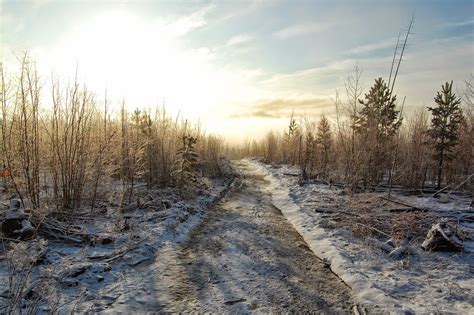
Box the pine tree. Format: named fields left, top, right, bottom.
left=354, top=77, right=401, bottom=185
left=316, top=114, right=332, bottom=179
left=301, top=130, right=316, bottom=180
left=284, top=111, right=300, bottom=165
left=172, top=134, right=198, bottom=196
left=427, top=81, right=464, bottom=189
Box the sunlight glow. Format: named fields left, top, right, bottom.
left=33, top=10, right=255, bottom=125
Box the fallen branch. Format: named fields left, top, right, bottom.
left=354, top=222, right=391, bottom=238
left=366, top=237, right=393, bottom=253
left=448, top=173, right=474, bottom=196
left=380, top=197, right=427, bottom=212
left=314, top=208, right=360, bottom=217
left=432, top=185, right=450, bottom=198
left=388, top=207, right=427, bottom=213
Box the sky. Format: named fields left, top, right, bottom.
left=1, top=0, right=473, bottom=143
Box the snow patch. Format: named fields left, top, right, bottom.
left=246, top=159, right=473, bottom=314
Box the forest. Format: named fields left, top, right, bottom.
left=231, top=69, right=473, bottom=197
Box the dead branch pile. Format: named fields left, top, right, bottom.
left=31, top=211, right=88, bottom=244
left=345, top=195, right=438, bottom=242
left=1, top=203, right=91, bottom=244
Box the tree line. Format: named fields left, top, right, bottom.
left=0, top=54, right=225, bottom=211
left=230, top=69, right=473, bottom=195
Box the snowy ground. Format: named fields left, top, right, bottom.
left=2, top=159, right=472, bottom=313
left=99, top=159, right=354, bottom=313
left=0, top=172, right=234, bottom=313
left=1, top=160, right=356, bottom=314
left=248, top=158, right=474, bottom=314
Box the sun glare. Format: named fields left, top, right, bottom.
left=38, top=10, right=225, bottom=120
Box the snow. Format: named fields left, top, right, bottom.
left=90, top=159, right=355, bottom=313
left=0, top=175, right=234, bottom=313
left=1, top=158, right=472, bottom=313
left=247, top=158, right=474, bottom=314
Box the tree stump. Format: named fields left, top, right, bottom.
left=1, top=199, right=34, bottom=239
left=422, top=220, right=463, bottom=252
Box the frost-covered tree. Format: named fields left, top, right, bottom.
left=173, top=134, right=198, bottom=195
left=316, top=114, right=332, bottom=179
left=300, top=119, right=317, bottom=180
left=427, top=81, right=464, bottom=189
left=354, top=77, right=401, bottom=185
left=301, top=130, right=315, bottom=180
left=460, top=74, right=473, bottom=108
left=284, top=111, right=300, bottom=165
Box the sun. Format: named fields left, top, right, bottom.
left=30, top=9, right=258, bottom=132
left=38, top=11, right=208, bottom=117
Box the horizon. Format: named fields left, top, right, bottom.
left=1, top=0, right=473, bottom=143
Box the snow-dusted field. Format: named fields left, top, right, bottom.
left=1, top=159, right=357, bottom=313
left=248, top=158, right=474, bottom=314
left=100, top=159, right=354, bottom=313
left=0, top=175, right=233, bottom=313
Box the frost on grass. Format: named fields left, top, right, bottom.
left=249, top=158, right=473, bottom=314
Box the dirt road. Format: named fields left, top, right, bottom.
left=110, top=159, right=354, bottom=313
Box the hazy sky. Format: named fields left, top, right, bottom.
left=1, top=0, right=473, bottom=142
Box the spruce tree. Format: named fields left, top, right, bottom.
left=316, top=114, right=332, bottom=179
left=284, top=111, right=300, bottom=165
left=354, top=77, right=401, bottom=185
left=173, top=134, right=198, bottom=196
left=427, top=81, right=464, bottom=189
left=301, top=130, right=315, bottom=180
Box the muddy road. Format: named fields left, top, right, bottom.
left=110, top=159, right=354, bottom=313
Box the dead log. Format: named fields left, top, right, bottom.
left=380, top=197, right=428, bottom=212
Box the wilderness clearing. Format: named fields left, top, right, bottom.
left=105, top=159, right=355, bottom=313
left=2, top=158, right=472, bottom=313
left=1, top=159, right=356, bottom=313
left=2, top=1, right=474, bottom=314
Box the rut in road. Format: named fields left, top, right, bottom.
left=157, top=159, right=354, bottom=313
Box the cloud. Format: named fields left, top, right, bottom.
left=226, top=34, right=253, bottom=46
left=441, top=19, right=474, bottom=28
left=347, top=37, right=398, bottom=55
left=0, top=12, right=24, bottom=38
left=230, top=98, right=333, bottom=118
left=31, top=0, right=52, bottom=9
left=262, top=59, right=360, bottom=87
left=165, top=4, right=215, bottom=37
left=273, top=22, right=329, bottom=39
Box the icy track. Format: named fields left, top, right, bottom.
left=103, top=159, right=354, bottom=313
left=248, top=159, right=474, bottom=314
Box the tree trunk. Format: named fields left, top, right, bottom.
left=437, top=157, right=443, bottom=190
